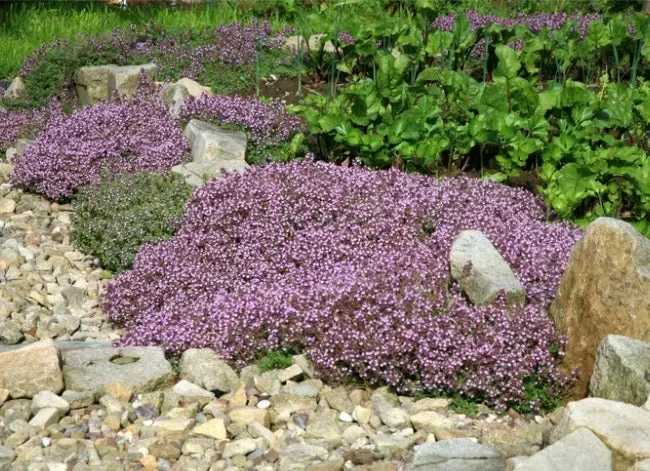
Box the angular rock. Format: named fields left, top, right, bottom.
left=278, top=364, right=304, bottom=383
left=183, top=119, right=247, bottom=162
left=450, top=230, right=525, bottom=306
left=176, top=77, right=213, bottom=97
left=549, top=398, right=650, bottom=468
left=407, top=438, right=506, bottom=471
left=512, top=428, right=611, bottom=471
left=29, top=407, right=62, bottom=430
left=0, top=340, right=63, bottom=398
left=371, top=392, right=411, bottom=429
left=61, top=343, right=174, bottom=398
left=161, top=83, right=188, bottom=118
left=550, top=218, right=650, bottom=398
left=279, top=443, right=328, bottom=465
left=31, top=390, right=70, bottom=414
left=631, top=460, right=650, bottom=471
left=191, top=418, right=227, bottom=440
left=14, top=138, right=35, bottom=157
left=222, top=438, right=258, bottom=458
left=229, top=407, right=270, bottom=427
left=590, top=335, right=650, bottom=406
left=179, top=348, right=240, bottom=393
left=4, top=77, right=25, bottom=101
left=74, top=65, right=118, bottom=105
left=171, top=379, right=214, bottom=406
left=0, top=444, right=16, bottom=468
left=108, top=63, right=158, bottom=101
left=153, top=418, right=193, bottom=441
left=409, top=410, right=454, bottom=434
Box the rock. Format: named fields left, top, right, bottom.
left=62, top=390, right=94, bottom=409
left=0, top=445, right=16, bottom=468
left=282, top=35, right=307, bottom=53
left=550, top=218, right=650, bottom=398
left=512, top=428, right=611, bottom=471
left=172, top=159, right=250, bottom=187
left=307, top=457, right=345, bottom=471
left=171, top=380, right=215, bottom=406
left=176, top=77, right=213, bottom=97
left=408, top=398, right=453, bottom=414
left=0, top=339, right=63, bottom=398
left=590, top=335, right=650, bottom=406
left=222, top=438, right=258, bottom=458
left=278, top=364, right=304, bottom=383
left=407, top=438, right=506, bottom=471
left=31, top=390, right=70, bottom=414
left=161, top=83, right=188, bottom=118
left=372, top=432, right=419, bottom=457
left=61, top=343, right=175, bottom=398
left=14, top=138, right=35, bottom=157
left=631, top=460, right=650, bottom=471
left=229, top=407, right=270, bottom=427
left=549, top=398, right=650, bottom=468
left=29, top=407, right=62, bottom=430
left=0, top=163, right=14, bottom=183
left=324, top=388, right=355, bottom=413
left=272, top=393, right=318, bottom=420
left=0, top=198, right=16, bottom=214
left=191, top=418, right=227, bottom=440
left=183, top=119, right=247, bottom=162
left=4, top=77, right=25, bottom=101
left=108, top=63, right=158, bottom=101
left=478, top=423, right=544, bottom=458
left=352, top=405, right=373, bottom=424
left=74, top=65, right=118, bottom=105
left=179, top=348, right=240, bottom=393
left=449, top=230, right=525, bottom=306
left=409, top=410, right=454, bottom=434
left=371, top=392, right=411, bottom=429
left=153, top=418, right=194, bottom=441
left=279, top=443, right=328, bottom=466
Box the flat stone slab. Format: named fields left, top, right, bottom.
left=407, top=438, right=506, bottom=470
left=512, top=428, right=612, bottom=471
left=450, top=230, right=525, bottom=306
left=590, top=335, right=650, bottom=406
left=183, top=119, right=247, bottom=163
left=60, top=342, right=175, bottom=399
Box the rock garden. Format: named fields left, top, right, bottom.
left=0, top=1, right=649, bottom=470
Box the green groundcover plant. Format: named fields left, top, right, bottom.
left=72, top=171, right=193, bottom=274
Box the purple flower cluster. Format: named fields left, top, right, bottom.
left=103, top=161, right=582, bottom=409
left=432, top=10, right=601, bottom=56
left=0, top=100, right=62, bottom=152
left=10, top=92, right=187, bottom=200
left=179, top=94, right=303, bottom=146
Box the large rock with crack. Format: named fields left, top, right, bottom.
left=590, top=335, right=650, bottom=406
left=549, top=397, right=650, bottom=470
left=108, top=63, right=158, bottom=101
left=0, top=339, right=63, bottom=398
left=406, top=438, right=506, bottom=471
left=60, top=341, right=174, bottom=398
left=449, top=230, right=525, bottom=306
left=550, top=217, right=650, bottom=398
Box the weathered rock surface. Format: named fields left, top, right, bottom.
left=61, top=343, right=174, bottom=398
left=549, top=398, right=650, bottom=469
left=179, top=348, right=240, bottom=393
left=590, top=335, right=650, bottom=406
left=108, top=63, right=158, bottom=101
left=3, top=77, right=25, bottom=102
left=74, top=65, right=117, bottom=105
left=407, top=438, right=506, bottom=470
left=550, top=217, right=650, bottom=398
left=0, top=339, right=63, bottom=398
left=449, top=230, right=525, bottom=306
left=183, top=119, right=248, bottom=162
left=512, top=428, right=612, bottom=471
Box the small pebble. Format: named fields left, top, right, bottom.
left=256, top=399, right=271, bottom=409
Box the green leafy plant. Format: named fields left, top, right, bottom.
left=257, top=349, right=294, bottom=372
left=72, top=171, right=193, bottom=273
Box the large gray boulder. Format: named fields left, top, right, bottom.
left=61, top=342, right=174, bottom=398
left=183, top=119, right=247, bottom=162
left=449, top=230, right=525, bottom=306
left=74, top=65, right=118, bottom=105
left=161, top=78, right=213, bottom=117
left=512, top=428, right=612, bottom=471
left=407, top=438, right=506, bottom=471
left=590, top=335, right=650, bottom=406
left=108, top=63, right=158, bottom=101
left=179, top=348, right=240, bottom=393
left=549, top=398, right=650, bottom=469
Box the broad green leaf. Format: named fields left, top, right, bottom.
left=494, top=45, right=521, bottom=80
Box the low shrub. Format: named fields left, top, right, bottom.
left=0, top=100, right=62, bottom=153
left=257, top=350, right=294, bottom=372
left=10, top=90, right=187, bottom=200
left=102, top=161, right=582, bottom=410
left=72, top=171, right=193, bottom=274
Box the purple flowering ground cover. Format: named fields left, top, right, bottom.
left=103, top=161, right=582, bottom=409
left=9, top=91, right=187, bottom=200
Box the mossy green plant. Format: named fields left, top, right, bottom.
left=257, top=349, right=293, bottom=372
